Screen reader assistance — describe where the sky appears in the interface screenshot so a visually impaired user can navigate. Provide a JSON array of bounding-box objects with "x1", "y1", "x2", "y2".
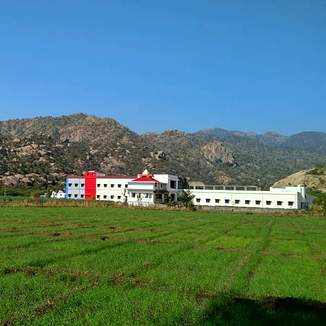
[{"x1": 0, "y1": 0, "x2": 325, "y2": 135}]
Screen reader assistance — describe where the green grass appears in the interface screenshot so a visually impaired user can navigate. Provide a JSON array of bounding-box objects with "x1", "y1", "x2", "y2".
[{"x1": 0, "y1": 207, "x2": 325, "y2": 325}]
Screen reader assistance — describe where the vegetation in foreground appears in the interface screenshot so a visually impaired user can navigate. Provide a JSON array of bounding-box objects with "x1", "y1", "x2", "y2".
[{"x1": 0, "y1": 207, "x2": 325, "y2": 325}]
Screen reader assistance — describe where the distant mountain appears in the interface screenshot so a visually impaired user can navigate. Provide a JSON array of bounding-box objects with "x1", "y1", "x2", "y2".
[
  {"x1": 0, "y1": 114, "x2": 325, "y2": 189},
  {"x1": 282, "y1": 132, "x2": 326, "y2": 154},
  {"x1": 194, "y1": 129, "x2": 326, "y2": 154}
]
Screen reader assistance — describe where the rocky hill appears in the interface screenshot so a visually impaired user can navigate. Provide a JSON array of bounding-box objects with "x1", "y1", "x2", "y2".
[
  {"x1": 273, "y1": 167, "x2": 326, "y2": 192},
  {"x1": 0, "y1": 114, "x2": 325, "y2": 189}
]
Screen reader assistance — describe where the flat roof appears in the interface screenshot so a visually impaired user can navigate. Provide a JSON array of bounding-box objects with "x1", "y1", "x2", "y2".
[{"x1": 67, "y1": 175, "x2": 136, "y2": 179}]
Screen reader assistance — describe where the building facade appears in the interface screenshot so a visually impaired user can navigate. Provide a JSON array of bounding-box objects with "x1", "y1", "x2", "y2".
[
  {"x1": 66, "y1": 170, "x2": 312, "y2": 209},
  {"x1": 66, "y1": 170, "x2": 182, "y2": 206},
  {"x1": 189, "y1": 185, "x2": 311, "y2": 210}
]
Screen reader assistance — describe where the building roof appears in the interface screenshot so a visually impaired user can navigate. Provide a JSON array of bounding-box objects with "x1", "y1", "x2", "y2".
[
  {"x1": 97, "y1": 176, "x2": 136, "y2": 179},
  {"x1": 67, "y1": 175, "x2": 136, "y2": 179},
  {"x1": 131, "y1": 176, "x2": 160, "y2": 183}
]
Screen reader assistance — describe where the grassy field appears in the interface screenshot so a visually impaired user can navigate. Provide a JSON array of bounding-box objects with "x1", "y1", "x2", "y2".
[{"x1": 0, "y1": 207, "x2": 325, "y2": 325}]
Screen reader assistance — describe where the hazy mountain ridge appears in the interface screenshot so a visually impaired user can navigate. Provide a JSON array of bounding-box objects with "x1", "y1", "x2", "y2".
[
  {"x1": 193, "y1": 128, "x2": 326, "y2": 153},
  {"x1": 0, "y1": 114, "x2": 325, "y2": 189}
]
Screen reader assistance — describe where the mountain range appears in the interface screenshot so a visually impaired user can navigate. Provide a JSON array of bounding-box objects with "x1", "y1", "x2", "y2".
[{"x1": 0, "y1": 114, "x2": 325, "y2": 189}]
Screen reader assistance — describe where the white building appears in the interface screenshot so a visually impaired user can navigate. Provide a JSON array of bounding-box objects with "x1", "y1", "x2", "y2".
[
  {"x1": 66, "y1": 169, "x2": 312, "y2": 210},
  {"x1": 66, "y1": 169, "x2": 183, "y2": 206},
  {"x1": 189, "y1": 185, "x2": 311, "y2": 210}
]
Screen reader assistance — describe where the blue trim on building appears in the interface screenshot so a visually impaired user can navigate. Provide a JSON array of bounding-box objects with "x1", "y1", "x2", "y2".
[{"x1": 65, "y1": 178, "x2": 69, "y2": 199}]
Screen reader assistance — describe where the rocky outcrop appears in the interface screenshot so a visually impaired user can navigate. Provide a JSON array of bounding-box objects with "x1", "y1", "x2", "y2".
[{"x1": 201, "y1": 141, "x2": 235, "y2": 165}]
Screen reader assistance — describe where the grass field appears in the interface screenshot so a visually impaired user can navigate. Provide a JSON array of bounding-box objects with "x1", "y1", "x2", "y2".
[{"x1": 0, "y1": 207, "x2": 325, "y2": 325}]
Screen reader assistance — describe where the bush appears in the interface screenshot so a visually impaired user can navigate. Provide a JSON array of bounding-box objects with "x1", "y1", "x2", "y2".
[
  {"x1": 311, "y1": 190, "x2": 326, "y2": 216},
  {"x1": 177, "y1": 190, "x2": 195, "y2": 210}
]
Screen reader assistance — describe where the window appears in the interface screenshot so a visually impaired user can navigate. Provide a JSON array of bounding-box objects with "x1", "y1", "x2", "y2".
[
  {"x1": 110, "y1": 195, "x2": 114, "y2": 199},
  {"x1": 68, "y1": 183, "x2": 72, "y2": 187},
  {"x1": 277, "y1": 201, "x2": 283, "y2": 206},
  {"x1": 235, "y1": 200, "x2": 240, "y2": 204},
  {"x1": 196, "y1": 198, "x2": 201, "y2": 203},
  {"x1": 104, "y1": 184, "x2": 108, "y2": 188},
  {"x1": 118, "y1": 184, "x2": 122, "y2": 188},
  {"x1": 125, "y1": 184, "x2": 128, "y2": 188},
  {"x1": 74, "y1": 183, "x2": 78, "y2": 187},
  {"x1": 245, "y1": 200, "x2": 250, "y2": 205},
  {"x1": 256, "y1": 200, "x2": 261, "y2": 205},
  {"x1": 288, "y1": 201, "x2": 294, "y2": 207},
  {"x1": 170, "y1": 180, "x2": 176, "y2": 189},
  {"x1": 81, "y1": 184, "x2": 84, "y2": 188},
  {"x1": 68, "y1": 194, "x2": 72, "y2": 198},
  {"x1": 74, "y1": 194, "x2": 78, "y2": 198},
  {"x1": 97, "y1": 184, "x2": 100, "y2": 188},
  {"x1": 80, "y1": 194, "x2": 84, "y2": 198},
  {"x1": 118, "y1": 196, "x2": 121, "y2": 200},
  {"x1": 111, "y1": 184, "x2": 114, "y2": 188},
  {"x1": 266, "y1": 201, "x2": 272, "y2": 206},
  {"x1": 206, "y1": 198, "x2": 211, "y2": 203},
  {"x1": 225, "y1": 199, "x2": 230, "y2": 204},
  {"x1": 97, "y1": 195, "x2": 100, "y2": 199},
  {"x1": 215, "y1": 199, "x2": 220, "y2": 204},
  {"x1": 149, "y1": 194, "x2": 152, "y2": 199},
  {"x1": 132, "y1": 193, "x2": 136, "y2": 198},
  {"x1": 103, "y1": 195, "x2": 107, "y2": 199}
]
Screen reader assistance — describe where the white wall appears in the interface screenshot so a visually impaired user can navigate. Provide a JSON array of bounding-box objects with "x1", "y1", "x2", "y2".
[
  {"x1": 127, "y1": 191, "x2": 155, "y2": 206},
  {"x1": 189, "y1": 187, "x2": 307, "y2": 210},
  {"x1": 128, "y1": 182, "x2": 159, "y2": 191},
  {"x1": 95, "y1": 177, "x2": 133, "y2": 202},
  {"x1": 154, "y1": 174, "x2": 180, "y2": 192}
]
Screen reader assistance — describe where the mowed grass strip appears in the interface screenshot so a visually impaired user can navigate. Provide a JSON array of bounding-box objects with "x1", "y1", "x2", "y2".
[{"x1": 0, "y1": 207, "x2": 325, "y2": 325}]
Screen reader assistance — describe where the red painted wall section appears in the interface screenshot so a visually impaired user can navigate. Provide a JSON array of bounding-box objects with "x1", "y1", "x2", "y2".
[{"x1": 84, "y1": 171, "x2": 97, "y2": 200}]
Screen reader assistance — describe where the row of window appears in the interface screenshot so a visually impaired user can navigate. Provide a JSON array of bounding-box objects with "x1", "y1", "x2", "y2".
[
  {"x1": 68, "y1": 194, "x2": 84, "y2": 199},
  {"x1": 97, "y1": 194, "x2": 123, "y2": 200},
  {"x1": 68, "y1": 183, "x2": 128, "y2": 189},
  {"x1": 195, "y1": 198, "x2": 294, "y2": 207},
  {"x1": 68, "y1": 183, "x2": 84, "y2": 188},
  {"x1": 131, "y1": 193, "x2": 153, "y2": 199},
  {"x1": 97, "y1": 184, "x2": 128, "y2": 189}
]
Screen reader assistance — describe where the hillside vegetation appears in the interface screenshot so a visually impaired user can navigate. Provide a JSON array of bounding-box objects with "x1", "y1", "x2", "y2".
[
  {"x1": 1, "y1": 114, "x2": 326, "y2": 189},
  {"x1": 273, "y1": 166, "x2": 326, "y2": 192}
]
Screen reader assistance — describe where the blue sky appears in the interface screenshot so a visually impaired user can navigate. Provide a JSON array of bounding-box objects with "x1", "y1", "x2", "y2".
[{"x1": 0, "y1": 0, "x2": 325, "y2": 134}]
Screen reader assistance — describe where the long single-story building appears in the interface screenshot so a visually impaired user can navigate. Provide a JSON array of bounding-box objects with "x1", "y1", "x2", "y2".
[
  {"x1": 189, "y1": 184, "x2": 311, "y2": 210},
  {"x1": 65, "y1": 170, "x2": 312, "y2": 209}
]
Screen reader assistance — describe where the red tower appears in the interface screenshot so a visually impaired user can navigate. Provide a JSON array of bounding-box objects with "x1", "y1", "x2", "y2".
[{"x1": 84, "y1": 171, "x2": 97, "y2": 200}]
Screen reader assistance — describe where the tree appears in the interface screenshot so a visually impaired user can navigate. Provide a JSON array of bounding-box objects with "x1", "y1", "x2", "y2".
[
  {"x1": 315, "y1": 193, "x2": 326, "y2": 216},
  {"x1": 178, "y1": 190, "x2": 195, "y2": 209}
]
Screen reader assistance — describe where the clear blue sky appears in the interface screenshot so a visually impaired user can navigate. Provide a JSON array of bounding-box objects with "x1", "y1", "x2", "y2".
[{"x1": 0, "y1": 0, "x2": 325, "y2": 134}]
